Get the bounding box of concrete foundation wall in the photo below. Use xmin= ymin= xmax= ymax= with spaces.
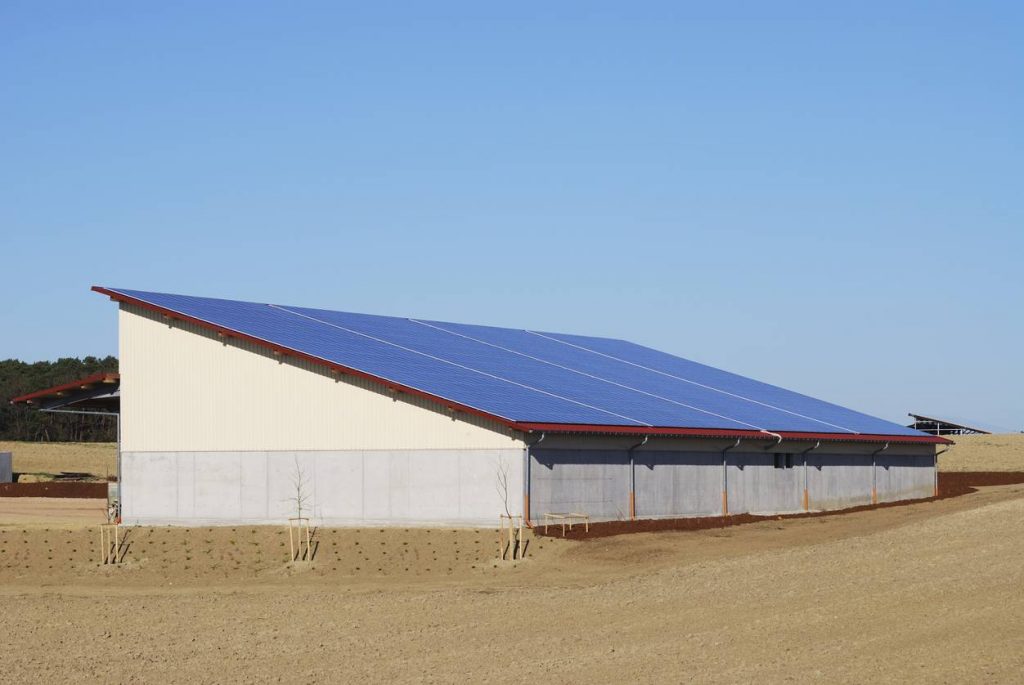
xmin=121 ymin=449 xmax=524 ymax=526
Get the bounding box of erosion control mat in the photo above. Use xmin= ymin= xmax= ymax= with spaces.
xmin=536 ymin=472 xmax=1024 ymax=540
xmin=0 ymin=482 xmax=108 ymax=498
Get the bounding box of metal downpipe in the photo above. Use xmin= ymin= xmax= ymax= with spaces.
xmin=933 ymin=446 xmax=952 ymax=497
xmin=798 ymin=441 xmax=821 ymax=511
xmin=626 ymin=436 xmax=649 ymax=521
xmin=761 ymin=431 xmax=783 ymax=450
xmin=721 ymin=438 xmax=742 ymax=515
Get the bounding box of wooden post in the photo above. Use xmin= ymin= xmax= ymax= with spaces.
xmin=99 ymin=524 xmax=120 ymax=564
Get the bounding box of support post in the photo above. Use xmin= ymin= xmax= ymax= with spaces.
xmin=871 ymin=442 xmax=889 ymax=505
xmin=721 ymin=439 xmax=742 ymax=516
xmin=524 ymin=432 xmax=545 ymax=527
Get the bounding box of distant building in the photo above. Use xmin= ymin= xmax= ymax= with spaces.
xmin=907 ymin=413 xmax=990 ymax=437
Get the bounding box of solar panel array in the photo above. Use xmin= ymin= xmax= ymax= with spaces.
xmin=104 ymin=287 xmax=924 ymax=437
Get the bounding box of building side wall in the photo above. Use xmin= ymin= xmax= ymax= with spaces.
xmin=120 ymin=448 xmax=524 ymax=526
xmin=528 ymin=442 xmax=936 ymax=521
xmin=119 ymin=305 xmax=523 ymax=452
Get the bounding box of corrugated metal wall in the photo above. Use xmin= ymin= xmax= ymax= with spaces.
xmin=119 ymin=304 xmax=523 ymax=452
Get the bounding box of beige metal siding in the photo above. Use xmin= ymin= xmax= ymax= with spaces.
xmin=119 ymin=304 xmax=524 ymax=452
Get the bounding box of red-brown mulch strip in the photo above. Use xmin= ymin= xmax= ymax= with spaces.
xmin=0 ymin=482 xmax=108 ymax=499
xmin=534 ymin=472 xmax=1024 ymax=540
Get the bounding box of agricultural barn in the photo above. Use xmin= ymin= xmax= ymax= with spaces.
xmin=93 ymin=287 xmax=950 ymax=527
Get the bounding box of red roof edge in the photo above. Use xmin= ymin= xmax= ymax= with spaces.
xmin=512 ymin=423 xmax=953 ymax=445
xmin=94 ymin=286 xmax=952 ymax=447
xmin=10 ymin=372 xmax=120 ymax=404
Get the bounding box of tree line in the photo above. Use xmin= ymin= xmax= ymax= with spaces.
xmin=0 ymin=357 xmax=119 ymax=442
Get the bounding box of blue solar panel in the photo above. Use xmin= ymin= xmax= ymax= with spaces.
xmin=103 ymin=287 xmax=926 ymax=437
xmin=536 ymin=331 xmax=924 ymax=437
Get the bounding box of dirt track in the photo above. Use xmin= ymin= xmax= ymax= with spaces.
xmin=2 ymin=480 xmax=1024 ymax=683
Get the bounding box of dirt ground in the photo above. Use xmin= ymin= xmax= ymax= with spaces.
xmin=938 ymin=433 xmax=1024 ymax=472
xmin=3 ymin=440 xmax=1024 ymax=682
xmin=1 ymin=482 xmax=1023 ymax=682
xmin=0 ymin=441 xmax=116 ymax=480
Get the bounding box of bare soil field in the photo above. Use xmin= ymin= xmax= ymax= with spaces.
xmin=938 ymin=433 xmax=1024 ymax=472
xmin=0 ymin=441 xmax=116 ymax=480
xmin=3 ymin=439 xmax=1024 ymax=683
xmin=0 ymin=481 xmax=1022 ymax=682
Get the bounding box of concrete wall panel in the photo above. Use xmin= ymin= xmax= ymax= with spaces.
xmin=121 ymin=448 xmax=523 ymax=526
xmin=726 ymin=453 xmax=803 ymax=515
xmin=807 ymin=453 xmax=873 ymax=510
xmin=634 ymin=451 xmax=722 ymax=518
xmin=876 ymin=454 xmax=934 ymax=502
xmin=530 ymin=449 xmax=629 ymax=521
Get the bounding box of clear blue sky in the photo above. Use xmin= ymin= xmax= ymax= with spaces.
xmin=3 ymin=2 xmax=1022 ymax=430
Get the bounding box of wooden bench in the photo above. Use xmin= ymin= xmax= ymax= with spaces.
xmin=542 ymin=512 xmax=590 ymax=535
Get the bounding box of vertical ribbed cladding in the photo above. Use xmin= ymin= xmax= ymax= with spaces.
xmin=118 ymin=303 xmax=525 ymax=453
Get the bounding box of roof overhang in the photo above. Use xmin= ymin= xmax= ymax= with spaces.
xmin=95 ymin=286 xmax=948 ymax=446
xmin=10 ymin=372 xmax=120 ymax=414
xmin=513 ymin=423 xmax=953 ymax=445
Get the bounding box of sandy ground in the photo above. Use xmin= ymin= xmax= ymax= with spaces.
xmin=0 ymin=497 xmax=107 ymax=527
xmin=1 ymin=484 xmax=1023 ymax=683
xmin=0 ymin=441 xmax=116 ymax=479
xmin=2 ymin=439 xmax=1024 ymax=682
xmin=938 ymin=433 xmax=1024 ymax=472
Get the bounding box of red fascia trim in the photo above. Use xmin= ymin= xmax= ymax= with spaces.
xmin=10 ymin=372 xmax=120 ymax=404
xmin=10 ymin=370 xmax=119 ymax=403
xmin=513 ymin=423 xmax=953 ymax=445
xmin=92 ymin=286 xmax=521 ymax=432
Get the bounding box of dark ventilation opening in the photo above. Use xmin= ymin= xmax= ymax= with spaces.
xmin=774 ymin=453 xmax=795 ymax=469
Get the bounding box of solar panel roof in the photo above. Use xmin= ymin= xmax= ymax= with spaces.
xmin=94 ymin=287 xmax=941 ymax=444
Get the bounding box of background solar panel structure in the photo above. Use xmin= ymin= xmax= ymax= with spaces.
xmin=414 ymin=319 xmax=848 ymax=434
xmin=106 ymin=288 xmax=925 ymax=437
xmin=535 ymin=331 xmax=923 ymax=437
